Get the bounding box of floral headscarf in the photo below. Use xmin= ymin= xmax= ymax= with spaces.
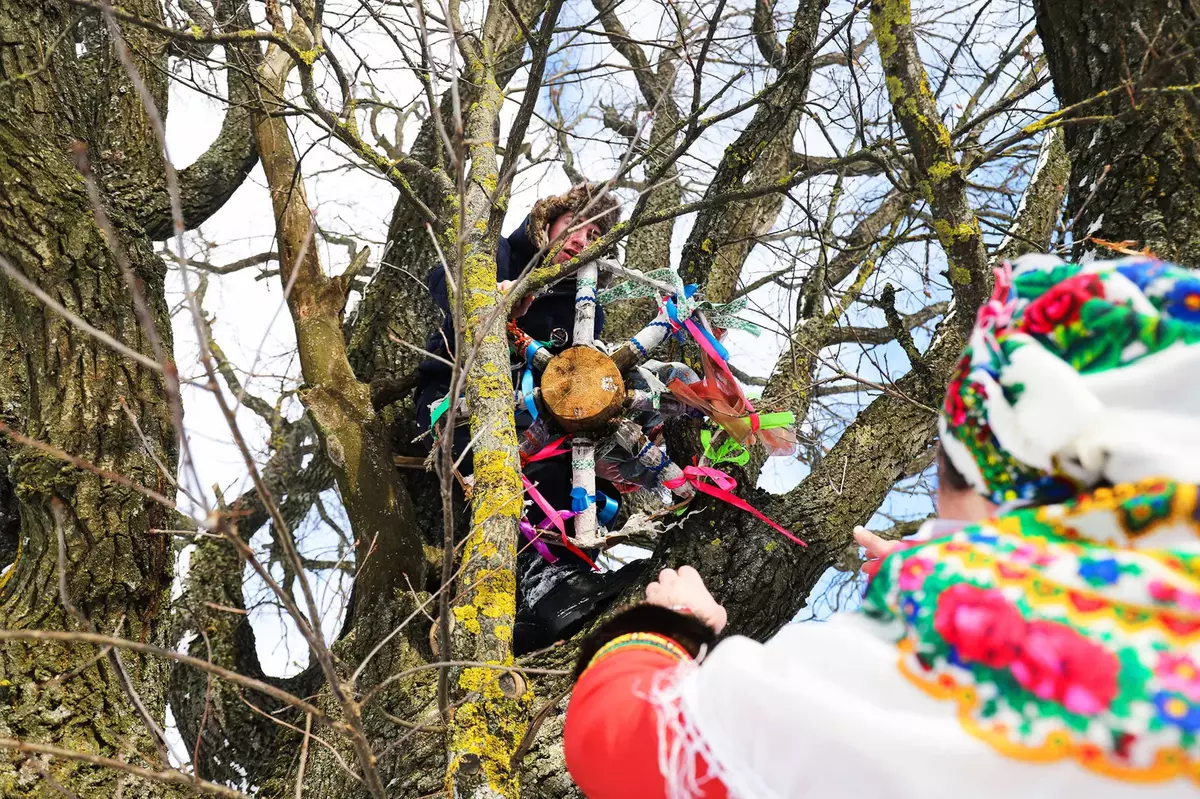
xmin=939 ymin=254 xmax=1200 ymax=506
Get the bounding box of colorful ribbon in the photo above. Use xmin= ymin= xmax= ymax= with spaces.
xmin=521 ymin=474 xmax=598 ymax=569
xmin=668 ymin=299 xmax=762 ymax=432
xmin=664 ymin=465 xmax=806 ymax=547
xmin=522 ymin=435 xmax=571 ymax=465
xmin=518 ymin=517 xmax=560 ymax=562
xmin=700 ymin=415 xmax=795 ymax=464
xmin=751 ymin=411 xmax=795 ymax=430
xmin=701 ymin=429 xmax=750 ymax=467
xmin=702 ymin=296 xmax=763 ymax=336
xmin=519 ymin=342 xmax=541 ymax=420
xmin=599 ymin=268 xmax=763 ymax=335
xmin=596 ymin=267 xmax=679 ymax=304
xmin=518 ymin=508 xmax=585 ymax=564
xmin=570 ymin=486 xmax=619 ymax=526
xmin=429 ymin=394 xmax=451 ymax=428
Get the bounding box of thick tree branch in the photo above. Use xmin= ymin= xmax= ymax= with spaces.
xmin=252 ymin=14 xmax=425 ymax=612
xmin=871 ymin=0 xmax=991 ymax=340
xmin=995 ymin=126 xmax=1069 ymax=263
xmin=678 ymin=0 xmax=831 ymax=296
xmin=131 ymin=0 xmax=263 ymax=239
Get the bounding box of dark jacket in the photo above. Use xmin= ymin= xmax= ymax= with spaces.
xmin=415 ymin=214 xmax=606 ymax=434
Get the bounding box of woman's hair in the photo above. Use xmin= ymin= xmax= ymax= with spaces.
xmin=937 ymin=443 xmax=972 ymax=492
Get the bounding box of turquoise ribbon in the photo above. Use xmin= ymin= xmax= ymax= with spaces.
xmin=521 ymin=343 xmax=539 ymax=420
xmin=570 ymin=486 xmax=619 ymax=526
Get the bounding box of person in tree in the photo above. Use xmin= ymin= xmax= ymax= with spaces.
xmin=563 ymin=255 xmax=1200 ymax=798
xmin=415 ymin=182 xmax=639 ymax=655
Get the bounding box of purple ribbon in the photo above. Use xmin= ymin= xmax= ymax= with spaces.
xmin=518 ymin=510 xmax=580 ymax=563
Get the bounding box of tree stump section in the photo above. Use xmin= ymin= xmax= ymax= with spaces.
xmin=540 ymin=347 xmax=625 ymax=432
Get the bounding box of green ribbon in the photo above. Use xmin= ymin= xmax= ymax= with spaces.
xmin=701 ymin=429 xmax=750 ymax=467
xmin=429 ymin=395 xmax=451 ymax=427
xmin=752 ymin=411 xmax=795 ymax=430
xmin=596 ymin=267 xmax=679 ymax=304
xmin=597 ymin=269 xmax=763 ymax=336
xmin=700 ymin=296 xmax=763 ymax=336
xmin=701 ymin=412 xmax=796 ymax=463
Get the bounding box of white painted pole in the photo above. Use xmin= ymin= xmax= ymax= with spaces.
xmin=574 ymin=262 xmax=599 ymax=347
xmin=571 ymin=436 xmax=600 ymax=544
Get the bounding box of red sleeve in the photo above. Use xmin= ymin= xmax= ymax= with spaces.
xmin=564 ymin=638 xmax=728 ymax=799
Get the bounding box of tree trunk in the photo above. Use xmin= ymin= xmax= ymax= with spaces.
xmin=0 ymin=5 xmax=178 ymax=795
xmin=1034 ymin=0 xmax=1200 ymax=264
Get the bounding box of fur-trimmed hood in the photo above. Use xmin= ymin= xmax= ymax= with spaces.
xmin=526 ymin=183 xmax=622 ymax=252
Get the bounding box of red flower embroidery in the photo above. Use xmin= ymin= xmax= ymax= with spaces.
xmin=1020 ymin=273 xmax=1105 ymax=334
xmin=899 ymin=557 xmax=936 ymax=591
xmin=933 ymin=584 xmax=1025 ymax=668
xmin=932 ymin=584 xmax=1120 ymax=715
xmin=1148 ymin=579 xmax=1200 ymax=612
xmin=1008 ymin=620 xmax=1119 ymax=714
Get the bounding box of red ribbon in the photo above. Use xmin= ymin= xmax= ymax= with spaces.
xmin=522 ymin=435 xmax=571 ymax=466
xmin=521 ymin=474 xmax=598 ymax=569
xmin=664 ymin=465 xmax=806 ymax=547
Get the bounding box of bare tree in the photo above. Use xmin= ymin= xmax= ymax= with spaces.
xmin=0 ymin=0 xmax=1192 ymax=797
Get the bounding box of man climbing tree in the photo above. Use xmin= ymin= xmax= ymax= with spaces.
xmin=413 ymin=183 xmax=638 ymax=655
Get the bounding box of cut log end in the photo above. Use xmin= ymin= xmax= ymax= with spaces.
xmin=540 ymin=347 xmax=626 ymax=433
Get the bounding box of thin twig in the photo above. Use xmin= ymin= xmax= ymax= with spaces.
xmin=0 ymin=738 xmax=248 ymax=799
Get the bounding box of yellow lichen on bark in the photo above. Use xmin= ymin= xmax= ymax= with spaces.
xmin=443 ymin=46 xmax=530 ymax=797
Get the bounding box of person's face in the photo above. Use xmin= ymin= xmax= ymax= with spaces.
xmin=935 ymin=451 xmax=998 ymax=522
xmin=547 ymin=212 xmax=602 ymax=264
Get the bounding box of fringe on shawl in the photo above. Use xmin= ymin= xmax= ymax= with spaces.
xmin=643 ymin=652 xmax=736 ymax=799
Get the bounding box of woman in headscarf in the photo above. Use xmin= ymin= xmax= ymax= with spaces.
xmin=563 ymin=254 xmax=1200 ymax=798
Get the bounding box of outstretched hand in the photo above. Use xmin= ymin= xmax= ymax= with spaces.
xmin=498 ymin=280 xmax=534 ymax=318
xmin=853 ymin=526 xmax=903 ymax=560
xmin=854 ymin=525 xmax=907 ymax=580
xmin=645 ymin=566 xmax=728 ymax=634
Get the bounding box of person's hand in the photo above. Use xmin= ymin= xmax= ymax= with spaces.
xmin=853 ymin=526 xmax=902 ymax=560
xmin=854 ymin=526 xmax=907 ymax=580
xmin=498 ymin=280 xmax=534 ymax=318
xmin=645 ymin=566 xmax=727 ymax=634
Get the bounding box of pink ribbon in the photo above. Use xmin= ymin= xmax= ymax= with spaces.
xmin=522 ymin=435 xmax=571 ymax=466
xmin=521 ymin=474 xmax=598 ymax=569
xmin=665 ymin=465 xmax=806 ymax=547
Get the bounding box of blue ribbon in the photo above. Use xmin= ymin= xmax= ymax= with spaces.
xmin=663 ymin=285 xmax=731 ymax=361
xmin=521 ymin=343 xmax=540 ymax=420
xmin=663 ymin=297 xmax=687 ymax=345
xmin=570 ymin=486 xmax=619 ymax=526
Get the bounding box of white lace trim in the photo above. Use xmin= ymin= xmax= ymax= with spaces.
xmin=642 ymin=652 xmax=737 ymax=799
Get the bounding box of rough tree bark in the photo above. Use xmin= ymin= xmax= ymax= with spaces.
xmin=1034 ymin=0 xmax=1200 ymax=265
xmin=0 ymin=92 xmax=180 ymax=799
xmin=0 ymin=1 xmax=261 ymax=795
